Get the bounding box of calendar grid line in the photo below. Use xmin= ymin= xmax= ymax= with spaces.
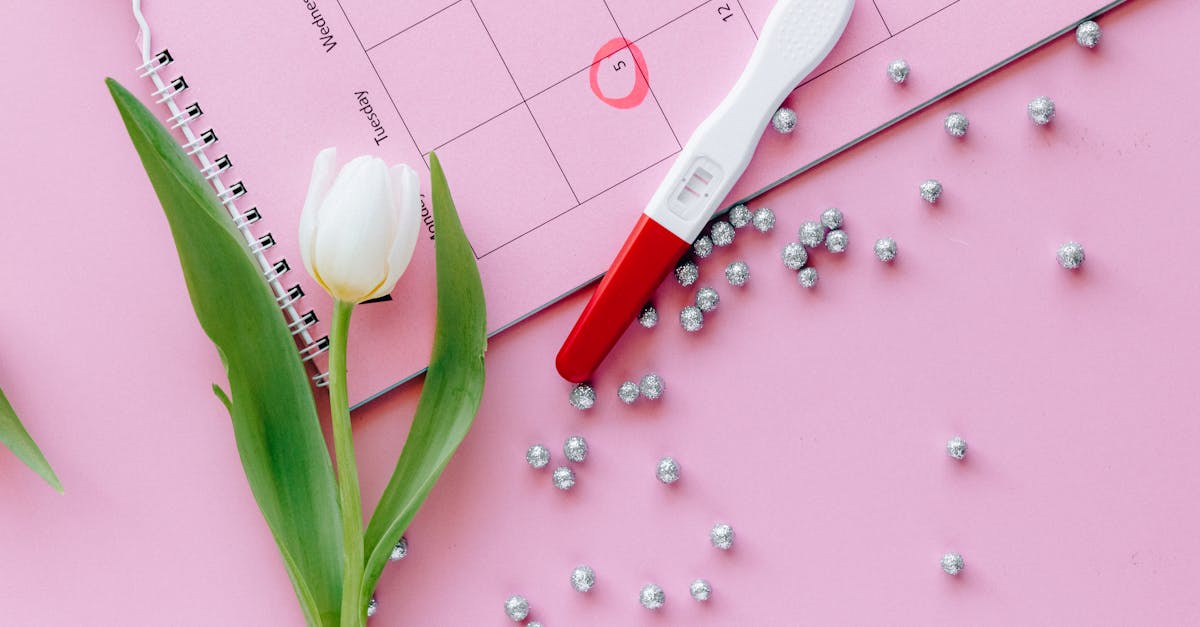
xmin=601 ymin=0 xmax=683 ymax=151
xmin=365 ymin=0 xmax=463 ymax=53
xmin=332 ymin=0 xmax=428 ymax=174
xmin=466 ymin=0 xmax=581 ymax=205
xmin=871 ymin=0 xmax=894 ymax=37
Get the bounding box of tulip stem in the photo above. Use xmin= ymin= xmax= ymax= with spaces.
xmin=328 ymin=299 xmax=365 ymax=627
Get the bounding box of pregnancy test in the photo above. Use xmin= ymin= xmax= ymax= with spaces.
xmin=556 ymin=0 xmax=855 ymax=382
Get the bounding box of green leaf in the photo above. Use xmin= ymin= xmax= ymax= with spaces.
xmin=0 ymin=385 xmax=62 ymax=492
xmin=360 ymin=152 xmax=487 ymax=606
xmin=106 ymin=78 xmax=343 ymax=626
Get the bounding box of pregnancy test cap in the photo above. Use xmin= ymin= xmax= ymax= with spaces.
xmin=556 ymin=0 xmax=854 ymax=382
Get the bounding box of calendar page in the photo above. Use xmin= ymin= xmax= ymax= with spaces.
xmin=137 ymin=0 xmax=1122 ymax=405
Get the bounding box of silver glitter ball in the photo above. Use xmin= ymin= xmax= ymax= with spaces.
xmin=526 ymin=444 xmax=551 ymax=469
xmin=710 ymin=221 xmax=736 ymax=247
xmin=710 ymin=523 xmax=735 ymax=550
xmin=389 ymin=536 xmax=409 ymax=561
xmin=728 ymin=204 xmax=752 ymax=228
xmin=639 ymin=583 xmax=666 ymax=610
xmin=693 ymin=235 xmax=714 ymax=259
xmin=571 ymin=565 xmax=596 ymax=593
xmin=618 ymin=381 xmax=640 ymax=404
xmin=821 ymin=207 xmax=844 ymax=230
xmin=919 ymin=179 xmax=943 ymax=204
xmin=367 ymin=596 xmax=378 ymax=618
xmin=725 ymin=261 xmax=750 ymax=287
xmin=1028 ymin=96 xmax=1056 ymax=126
xmin=874 ymin=237 xmax=898 ymax=262
xmin=1057 ymin=241 xmax=1086 ymax=269
xmin=797 ymin=267 xmax=819 ymax=289
xmin=941 ymin=552 xmax=965 ymax=576
xmin=564 ymin=435 xmax=589 ymax=463
xmin=782 ymin=242 xmax=809 ymax=270
xmin=771 ymin=106 xmax=797 ymax=134
xmin=944 ymin=112 xmax=969 ymax=137
xmin=639 ymin=304 xmax=659 ymax=329
xmin=680 ymin=305 xmax=705 ymax=332
xmin=825 ymin=229 xmax=848 ymax=254
xmin=504 ymin=595 xmax=530 ymax=622
xmin=675 ymin=260 xmax=699 ymax=287
xmin=1076 ymin=20 xmax=1101 ymax=48
xmin=689 ymin=579 xmax=712 ymax=602
xmin=526 ymin=623 xmax=543 ymax=627
xmin=695 ymin=286 xmax=720 ymax=313
xmin=640 ymin=373 xmax=665 ymax=400
xmin=569 ymin=383 xmax=595 ymax=410
xmin=946 ymin=436 xmax=968 ymax=461
xmin=656 ymin=456 xmax=681 ymax=484
xmin=552 ymin=466 xmax=576 ymax=490
xmin=887 ymin=58 xmax=910 ymax=84
xmin=798 ymin=221 xmax=826 ymax=248
xmin=752 ymin=207 xmax=776 ymax=233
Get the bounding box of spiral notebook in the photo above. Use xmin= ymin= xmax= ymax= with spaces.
xmin=129 ymin=0 xmax=1121 ymax=407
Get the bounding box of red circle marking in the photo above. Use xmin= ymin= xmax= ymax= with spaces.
xmin=589 ymin=37 xmax=650 ymax=109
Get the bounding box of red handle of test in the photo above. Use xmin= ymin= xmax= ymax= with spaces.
xmin=555 ymin=214 xmax=691 ymax=383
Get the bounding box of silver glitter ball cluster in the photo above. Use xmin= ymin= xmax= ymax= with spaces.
xmin=920 ymin=179 xmax=943 ymax=204
xmin=675 ymin=260 xmax=699 ymax=287
xmin=526 ymin=444 xmax=551 ymax=469
xmin=941 ymin=552 xmax=965 ymax=576
xmin=695 ymin=286 xmax=720 ymax=312
xmin=711 ymin=221 xmax=736 ymax=247
xmin=1076 ymin=20 xmax=1101 ymax=48
xmin=552 ymin=466 xmax=576 ymax=491
xmin=639 ymin=304 xmax=659 ymax=329
xmin=946 ymin=436 xmax=968 ymax=461
xmin=821 ymin=207 xmax=844 ymax=230
xmin=725 ymin=261 xmax=750 ymax=286
xmin=874 ymin=237 xmax=898 ymax=262
xmin=1057 ymin=241 xmax=1086 ymax=269
xmin=693 ymin=235 xmax=714 ymax=259
xmin=752 ymin=207 xmax=776 ymax=233
xmin=887 ymin=58 xmax=910 ymax=84
xmin=797 ymin=267 xmax=819 ymax=289
xmin=571 ymin=565 xmax=596 ymax=592
xmin=640 ymin=373 xmax=665 ymax=400
xmin=656 ymin=456 xmax=681 ymax=484
xmin=389 ymin=536 xmax=409 ymax=561
xmin=680 ymin=305 xmax=704 ymax=332
xmin=729 ymin=204 xmax=752 ymax=228
xmin=618 ymin=380 xmax=640 ymax=404
xmin=564 ymin=435 xmax=589 ymax=463
xmin=1028 ymin=96 xmax=1056 ymax=126
xmin=504 ymin=595 xmax=530 ymax=621
xmin=569 ymin=383 xmax=596 ymax=410
xmin=690 ymin=579 xmax=712 ymax=602
xmin=367 ymin=596 xmax=378 ymax=618
xmin=771 ymin=106 xmax=798 ymax=134
xmin=710 ymin=523 xmax=735 ymax=550
xmin=825 ymin=230 xmax=848 ymax=254
xmin=798 ymin=221 xmax=826 ymax=248
xmin=639 ymin=583 xmax=666 ymax=610
xmin=944 ymin=112 xmax=969 ymax=137
xmin=781 ymin=242 xmax=808 ymax=270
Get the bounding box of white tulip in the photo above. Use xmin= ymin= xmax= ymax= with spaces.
xmin=298 ymin=147 xmax=421 ymax=303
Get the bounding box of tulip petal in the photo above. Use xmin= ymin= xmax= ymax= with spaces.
xmin=312 ymin=156 xmax=395 ymax=302
xmin=375 ymin=163 xmax=421 ymax=298
xmin=298 ymin=147 xmax=337 ymax=287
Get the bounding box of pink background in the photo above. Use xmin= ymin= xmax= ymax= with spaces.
xmin=3 ymin=1 xmax=1198 ymax=625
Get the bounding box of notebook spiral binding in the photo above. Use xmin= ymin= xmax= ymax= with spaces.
xmin=133 ymin=1 xmax=330 ymax=387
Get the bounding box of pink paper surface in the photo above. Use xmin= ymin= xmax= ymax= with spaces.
xmin=8 ymin=1 xmax=1200 ymax=625
xmin=134 ymin=0 xmax=1119 ymax=406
